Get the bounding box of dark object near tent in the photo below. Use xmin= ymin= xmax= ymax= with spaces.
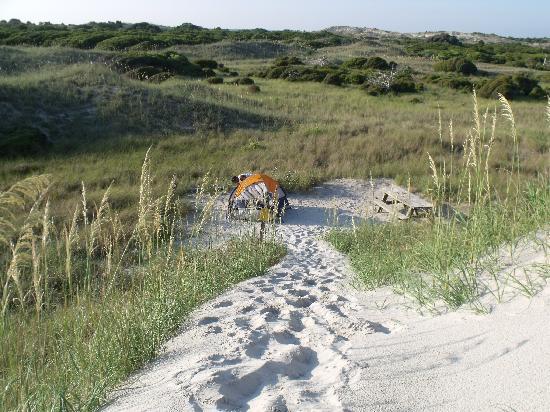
xmin=227 ymin=173 xmax=289 ymax=220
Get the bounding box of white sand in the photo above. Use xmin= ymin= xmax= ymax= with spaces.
xmin=104 ymin=179 xmax=550 ymax=411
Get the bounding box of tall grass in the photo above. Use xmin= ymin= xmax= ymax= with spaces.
xmin=0 ymin=150 xmax=285 ymax=410
xmin=329 ymin=91 xmax=549 ymax=311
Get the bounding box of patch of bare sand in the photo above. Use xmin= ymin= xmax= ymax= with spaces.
xmin=103 ymin=179 xmax=549 ymax=411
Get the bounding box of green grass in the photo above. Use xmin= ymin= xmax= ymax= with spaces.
xmin=0 ymin=152 xmax=285 ymax=411
xmin=1 ymin=240 xmax=284 ymax=410
xmin=0 ymin=33 xmax=549 ymax=411
xmin=2 ymin=47 xmax=548 ymax=227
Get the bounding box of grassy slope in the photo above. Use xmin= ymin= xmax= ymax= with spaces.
xmin=1 ymin=46 xmax=548 ymax=225
xmin=0 ymin=36 xmax=549 ymax=411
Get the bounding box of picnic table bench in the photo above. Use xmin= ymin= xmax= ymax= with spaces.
xmin=372 ymin=188 xmax=433 ymax=220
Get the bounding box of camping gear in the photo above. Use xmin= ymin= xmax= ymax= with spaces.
xmin=227 ymin=173 xmax=289 ymax=220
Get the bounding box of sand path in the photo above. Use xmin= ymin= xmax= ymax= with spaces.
xmin=105 ymin=180 xmax=550 ymax=411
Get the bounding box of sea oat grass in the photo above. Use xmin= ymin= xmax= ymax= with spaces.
xmin=329 ymin=92 xmax=550 ymax=311
xmin=0 ymin=151 xmax=285 ymax=411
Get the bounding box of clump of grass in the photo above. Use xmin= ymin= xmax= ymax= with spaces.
xmin=328 ymin=91 xmax=550 ymax=311
xmin=0 ymin=150 xmax=285 ymax=410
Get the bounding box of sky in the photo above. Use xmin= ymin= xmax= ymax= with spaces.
xmin=1 ymin=0 xmax=548 ymax=38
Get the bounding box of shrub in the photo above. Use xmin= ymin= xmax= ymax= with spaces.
xmin=434 ymin=57 xmax=478 ymax=75
xmin=129 ymin=40 xmax=168 ymax=51
xmin=207 ymin=76 xmax=224 ymax=84
xmin=365 ymin=56 xmax=390 ymax=70
xmin=126 ymin=65 xmax=163 ymax=80
xmin=273 ymin=56 xmax=304 ymax=67
xmin=323 ymin=73 xmax=343 ymax=86
xmin=0 ymin=127 xmax=52 ymax=157
xmin=427 ymin=33 xmax=462 ymax=46
xmin=345 ymin=72 xmax=367 ymax=85
xmin=96 ymin=35 xmax=147 ymax=51
xmin=202 ymin=68 xmax=216 ymax=77
xmin=265 ymin=66 xmax=285 ymax=79
xmin=342 ymin=56 xmax=390 ymax=70
xmin=283 ymin=66 xmax=329 ymax=82
xmin=529 ymin=85 xmax=547 ymax=99
xmin=110 ymin=51 xmax=204 ymax=79
xmin=235 ymin=77 xmax=255 ymax=85
xmin=148 ymin=72 xmax=174 ymax=83
xmin=424 ymin=73 xmax=474 ymax=92
xmin=247 ymin=85 xmax=261 ymax=93
xmin=341 ymin=57 xmax=369 ymax=69
xmin=363 ymin=70 xmax=421 ymax=95
xmin=391 ymin=77 xmax=420 ymax=93
xmin=194 ymin=59 xmax=219 ymax=69
xmin=478 ymin=74 xmax=544 ymax=99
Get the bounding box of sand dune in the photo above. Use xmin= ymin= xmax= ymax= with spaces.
xmin=104 ymin=180 xmax=549 ymax=411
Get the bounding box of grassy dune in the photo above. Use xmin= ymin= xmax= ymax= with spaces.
xmin=0 ymin=152 xmax=285 ymax=410
xmin=329 ymin=93 xmax=550 ymax=311
xmin=1 ymin=46 xmax=548 ymax=226
xmin=1 ymin=36 xmax=549 ymax=410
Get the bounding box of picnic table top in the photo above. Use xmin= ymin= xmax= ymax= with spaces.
xmin=379 ymin=188 xmax=433 ymax=209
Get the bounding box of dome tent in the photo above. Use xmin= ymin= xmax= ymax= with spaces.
xmin=227 ymin=173 xmax=289 ymax=220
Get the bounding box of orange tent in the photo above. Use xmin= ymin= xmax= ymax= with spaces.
xmin=228 ymin=173 xmax=289 ymax=218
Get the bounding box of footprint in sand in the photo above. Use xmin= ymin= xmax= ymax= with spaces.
xmin=260 ymin=306 xmax=280 ymax=321
xmin=273 ymin=330 xmax=299 ymax=345
xmin=288 ymin=289 xmax=309 ymax=298
xmin=214 ymin=300 xmax=233 ymax=308
xmin=198 ymin=316 xmax=219 ymax=326
xmin=288 ymin=311 xmax=305 ymax=332
xmin=244 ymin=330 xmax=270 ymax=358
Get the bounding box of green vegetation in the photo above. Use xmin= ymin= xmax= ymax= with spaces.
xmin=405 ymin=35 xmax=550 ymax=69
xmin=329 ymin=94 xmax=550 ymax=311
xmin=0 ymin=153 xmax=285 ymax=410
xmin=0 ymin=22 xmax=549 ymax=410
xmin=478 ymin=74 xmax=547 ymax=99
xmin=0 ymin=20 xmax=351 ymax=50
xmin=433 ymin=57 xmax=478 ymax=75
xmin=1 ymin=43 xmax=548 ymax=226
xmin=255 ymin=55 xmax=423 ymax=94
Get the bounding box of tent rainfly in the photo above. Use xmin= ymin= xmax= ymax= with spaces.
xmin=227 ymin=173 xmax=289 ymax=220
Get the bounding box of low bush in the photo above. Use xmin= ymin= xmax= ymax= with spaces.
xmin=427 ymin=33 xmax=462 ymax=45
xmin=364 ymin=70 xmax=422 ymax=95
xmin=344 ymin=72 xmax=368 ymax=85
xmin=207 ymin=76 xmax=224 ymax=84
xmin=247 ymin=84 xmax=261 ymax=93
xmin=323 ymin=72 xmax=343 ymax=86
xmin=194 ymin=59 xmax=219 ymax=69
xmin=342 ymin=56 xmax=390 ymax=70
xmin=424 ymin=73 xmax=474 ymax=92
xmin=129 ymin=40 xmax=168 ymax=51
xmin=96 ymin=35 xmax=147 ymax=51
xmin=434 ymin=57 xmax=478 ymax=75
xmin=110 ymin=51 xmax=204 ymax=80
xmin=234 ymin=77 xmax=255 ymax=85
xmin=478 ymin=74 xmax=546 ymax=100
xmin=202 ymin=68 xmax=216 ymax=77
xmin=0 ymin=126 xmax=52 ymax=157
xmin=273 ymin=56 xmax=304 ymax=67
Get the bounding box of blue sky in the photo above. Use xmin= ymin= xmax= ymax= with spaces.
xmin=1 ymin=0 xmax=548 ymax=37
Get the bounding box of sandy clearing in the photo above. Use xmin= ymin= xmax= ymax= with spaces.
xmin=104 ymin=179 xmax=550 ymax=412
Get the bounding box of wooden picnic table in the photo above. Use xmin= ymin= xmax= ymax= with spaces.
xmin=372 ymin=188 xmax=433 ymax=220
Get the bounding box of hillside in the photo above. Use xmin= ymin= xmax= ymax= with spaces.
xmin=1 ymin=18 xmax=549 ymax=412
xmin=327 ymin=25 xmax=550 ymax=46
